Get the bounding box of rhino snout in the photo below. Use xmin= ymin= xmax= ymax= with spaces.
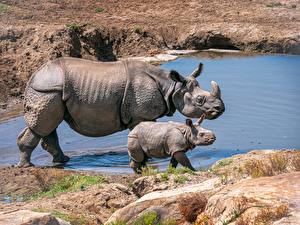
xmin=202 ymin=133 xmax=216 ymax=145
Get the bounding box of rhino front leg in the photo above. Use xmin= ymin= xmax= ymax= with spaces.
xmin=169 ymin=156 xmax=179 ymax=168
xmin=17 ymin=127 xmax=41 ymax=167
xmin=41 ymin=130 xmax=70 ymax=165
xmin=173 ymin=151 xmax=196 ymax=171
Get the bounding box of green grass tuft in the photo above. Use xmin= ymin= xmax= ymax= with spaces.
xmin=266 ymin=2 xmax=283 ymax=7
xmin=95 ymin=7 xmax=105 ymax=13
xmin=31 ymin=174 xmax=105 ymax=199
xmin=134 ymin=211 xmax=158 ymax=225
xmin=166 ymin=165 xmax=195 ymax=175
xmin=141 ymin=166 xmax=160 ymax=176
xmin=0 ymin=3 xmax=10 ymax=13
xmin=174 ymin=175 xmax=189 ymax=184
xmin=66 ymin=23 xmax=82 ymax=30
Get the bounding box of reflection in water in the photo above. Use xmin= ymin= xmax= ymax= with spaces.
xmin=0 ymin=53 xmax=299 ymax=173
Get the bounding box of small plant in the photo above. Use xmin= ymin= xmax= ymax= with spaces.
xmin=108 ymin=220 xmax=127 ymax=225
xmin=269 ymin=154 xmax=287 ymax=173
xmin=291 ymin=154 xmax=300 ymax=171
xmin=166 ymin=165 xmax=195 ymax=175
xmin=95 ymin=7 xmax=105 ymax=13
xmin=160 ymin=172 xmax=169 ymax=182
xmin=195 ymin=213 xmax=213 ymax=225
xmin=0 ymin=3 xmax=10 ymax=13
xmin=141 ymin=166 xmax=160 ymax=176
xmin=243 ymin=159 xmax=273 ymax=178
xmin=174 ymin=174 xmax=188 ymax=184
xmin=266 ymin=2 xmax=283 ymax=7
xmin=66 ymin=23 xmax=82 ymax=30
xmin=134 ymin=210 xmax=158 ymax=225
xmin=133 ymin=26 xmax=143 ymax=34
xmin=215 ymin=158 xmax=233 ymax=168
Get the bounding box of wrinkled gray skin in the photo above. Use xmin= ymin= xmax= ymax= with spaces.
xmin=17 ymin=57 xmax=224 ymax=167
xmin=128 ymin=115 xmax=215 ymax=173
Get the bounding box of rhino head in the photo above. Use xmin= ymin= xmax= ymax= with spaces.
xmin=185 ymin=114 xmax=216 ymax=146
xmin=170 ymin=63 xmax=225 ymax=119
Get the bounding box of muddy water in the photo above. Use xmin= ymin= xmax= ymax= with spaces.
xmin=0 ymin=53 xmax=299 ymax=173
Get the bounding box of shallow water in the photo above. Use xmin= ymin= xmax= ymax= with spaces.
xmin=0 ymin=53 xmax=299 ymax=173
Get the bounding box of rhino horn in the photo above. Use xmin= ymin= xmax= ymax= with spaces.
xmin=211 ymin=81 xmax=221 ymax=98
xmin=190 ymin=63 xmax=203 ymax=78
xmin=196 ymin=113 xmax=205 ymax=125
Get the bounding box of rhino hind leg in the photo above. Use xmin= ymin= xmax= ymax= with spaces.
xmin=18 ymin=87 xmax=66 ymax=166
xmin=41 ymin=130 xmax=70 ymax=165
xmin=127 ymin=137 xmax=148 ymax=173
xmin=17 ymin=127 xmax=41 ymax=167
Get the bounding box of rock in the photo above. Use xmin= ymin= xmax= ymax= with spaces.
xmin=106 ymin=178 xmax=220 ymax=224
xmin=165 ymin=50 xmax=199 ymax=55
xmin=0 ymin=210 xmax=70 ymax=225
xmin=124 ymin=54 xmax=178 ymax=63
xmin=197 ymin=172 xmax=300 ymax=225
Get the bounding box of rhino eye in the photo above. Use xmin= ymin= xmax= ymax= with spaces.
xmin=196 ymin=96 xmax=205 ymax=106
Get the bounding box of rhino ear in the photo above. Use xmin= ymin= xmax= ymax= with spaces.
xmin=186 ymin=118 xmax=193 ymax=127
xmin=170 ymin=70 xmax=186 ymax=83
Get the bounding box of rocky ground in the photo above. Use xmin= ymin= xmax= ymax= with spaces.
xmin=0 ymin=0 xmax=299 ymax=110
xmin=0 ymin=149 xmax=299 ymax=225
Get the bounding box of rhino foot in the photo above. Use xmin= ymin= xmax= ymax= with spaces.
xmin=53 ymin=155 xmax=70 ymax=165
xmin=17 ymin=161 xmax=35 ymax=168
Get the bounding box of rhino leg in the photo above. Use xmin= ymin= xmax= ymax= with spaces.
xmin=19 ymin=87 xmax=66 ymax=166
xmin=169 ymin=156 xmax=178 ymax=168
xmin=17 ymin=127 xmax=41 ymax=167
xmin=41 ymin=130 xmax=70 ymax=165
xmin=128 ymin=137 xmax=147 ymax=173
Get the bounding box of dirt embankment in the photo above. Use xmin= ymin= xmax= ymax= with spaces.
xmin=0 ymin=0 xmax=299 ymax=109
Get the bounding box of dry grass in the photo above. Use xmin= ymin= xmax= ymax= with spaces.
xmin=178 ymin=193 xmax=207 ymax=223
xmin=243 ymin=159 xmax=273 ymax=178
xmin=243 ymin=153 xmax=294 ymax=178
xmin=291 ymin=154 xmax=300 ymax=171
xmin=255 ymin=204 xmax=289 ymax=224
xmin=195 ymin=213 xmax=214 ymax=225
xmin=269 ymin=154 xmax=287 ymax=173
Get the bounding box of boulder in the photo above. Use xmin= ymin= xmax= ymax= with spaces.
xmin=197 ymin=172 xmax=300 ymax=225
xmin=106 ymin=178 xmax=220 ymax=224
xmin=0 ymin=210 xmax=70 ymax=225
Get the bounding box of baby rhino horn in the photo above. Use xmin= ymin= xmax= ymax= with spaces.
xmin=196 ymin=114 xmax=205 ymax=125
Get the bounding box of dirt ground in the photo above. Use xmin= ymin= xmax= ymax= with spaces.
xmin=0 ymin=150 xmax=299 ymax=224
xmin=0 ymin=0 xmax=299 ymax=108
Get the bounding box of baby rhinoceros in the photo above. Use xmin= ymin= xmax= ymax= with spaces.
xmin=127 ymin=115 xmax=215 ymax=173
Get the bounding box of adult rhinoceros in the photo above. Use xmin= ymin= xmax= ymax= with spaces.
xmin=17 ymin=57 xmax=224 ymax=167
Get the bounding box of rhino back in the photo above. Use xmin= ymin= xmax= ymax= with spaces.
xmin=131 ymin=122 xmax=184 ymax=158
xmin=62 ymin=57 xmax=127 ymax=136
